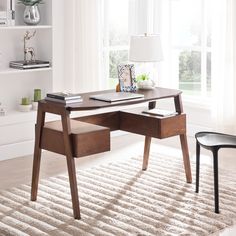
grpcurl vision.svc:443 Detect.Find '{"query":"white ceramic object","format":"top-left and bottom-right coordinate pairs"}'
top-left (18, 104), bottom-right (32, 112)
top-left (32, 101), bottom-right (38, 111)
top-left (137, 80), bottom-right (155, 90)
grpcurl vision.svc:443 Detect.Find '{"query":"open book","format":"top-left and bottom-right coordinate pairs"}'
top-left (142, 108), bottom-right (178, 117)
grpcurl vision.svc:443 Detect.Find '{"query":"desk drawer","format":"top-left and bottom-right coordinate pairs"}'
top-left (120, 110), bottom-right (186, 139)
top-left (40, 119), bottom-right (110, 157)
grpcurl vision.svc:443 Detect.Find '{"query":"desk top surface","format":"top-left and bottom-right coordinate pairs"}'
top-left (41, 87), bottom-right (182, 111)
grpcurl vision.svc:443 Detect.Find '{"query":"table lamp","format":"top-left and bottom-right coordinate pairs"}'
top-left (129, 34), bottom-right (163, 89)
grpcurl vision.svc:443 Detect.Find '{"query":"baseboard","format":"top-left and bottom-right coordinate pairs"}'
top-left (0, 140), bottom-right (34, 161)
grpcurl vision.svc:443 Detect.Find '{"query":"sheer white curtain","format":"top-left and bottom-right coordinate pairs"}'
top-left (64, 0), bottom-right (106, 93)
top-left (211, 0), bottom-right (236, 133)
top-left (128, 0), bottom-right (169, 87)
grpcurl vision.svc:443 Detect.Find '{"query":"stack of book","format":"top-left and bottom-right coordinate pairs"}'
top-left (45, 92), bottom-right (83, 104)
top-left (0, 0), bottom-right (15, 27)
top-left (9, 60), bottom-right (50, 70)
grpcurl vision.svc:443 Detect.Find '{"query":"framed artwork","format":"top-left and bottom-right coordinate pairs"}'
top-left (117, 64), bottom-right (136, 92)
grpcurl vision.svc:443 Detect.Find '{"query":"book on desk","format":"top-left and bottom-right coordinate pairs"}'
top-left (142, 108), bottom-right (178, 117)
top-left (45, 92), bottom-right (82, 104)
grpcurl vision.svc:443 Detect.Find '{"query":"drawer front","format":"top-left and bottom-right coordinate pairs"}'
top-left (120, 111), bottom-right (186, 139)
top-left (40, 126), bottom-right (110, 157)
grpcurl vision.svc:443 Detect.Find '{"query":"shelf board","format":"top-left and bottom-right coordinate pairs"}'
top-left (0, 110), bottom-right (59, 127)
top-left (0, 67), bottom-right (52, 75)
top-left (0, 25), bottom-right (52, 30)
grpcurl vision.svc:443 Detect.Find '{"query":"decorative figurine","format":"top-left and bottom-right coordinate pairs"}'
top-left (24, 30), bottom-right (36, 62)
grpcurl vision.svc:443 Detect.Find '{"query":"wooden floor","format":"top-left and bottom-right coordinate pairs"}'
top-left (0, 133), bottom-right (236, 236)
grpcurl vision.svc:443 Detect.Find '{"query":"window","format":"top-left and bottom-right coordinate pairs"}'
top-left (103, 0), bottom-right (212, 98)
top-left (170, 0), bottom-right (212, 97)
top-left (104, 0), bottom-right (129, 88)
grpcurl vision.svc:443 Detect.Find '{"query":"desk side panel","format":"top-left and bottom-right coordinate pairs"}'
top-left (119, 111), bottom-right (186, 139)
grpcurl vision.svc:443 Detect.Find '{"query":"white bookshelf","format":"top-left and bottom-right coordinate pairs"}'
top-left (0, 0), bottom-right (66, 159)
top-left (0, 0), bottom-right (53, 112)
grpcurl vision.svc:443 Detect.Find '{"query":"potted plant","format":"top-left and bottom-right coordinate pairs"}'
top-left (18, 0), bottom-right (44, 25)
top-left (19, 97), bottom-right (32, 112)
top-left (136, 74), bottom-right (155, 90)
top-left (32, 88), bottom-right (41, 110)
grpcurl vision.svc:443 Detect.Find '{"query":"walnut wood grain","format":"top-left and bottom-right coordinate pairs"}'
top-left (40, 87), bottom-right (182, 112)
top-left (31, 104), bottom-right (45, 201)
top-left (142, 136), bottom-right (152, 170)
top-left (61, 110), bottom-right (81, 219)
top-left (119, 110), bottom-right (186, 139)
top-left (174, 94), bottom-right (192, 183)
top-left (32, 87), bottom-right (191, 220)
top-left (74, 112), bottom-right (120, 131)
top-left (41, 120), bottom-right (110, 157)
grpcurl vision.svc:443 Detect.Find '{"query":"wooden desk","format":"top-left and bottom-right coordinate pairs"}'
top-left (31, 87), bottom-right (192, 219)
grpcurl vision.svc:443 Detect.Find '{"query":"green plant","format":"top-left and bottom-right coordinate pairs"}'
top-left (33, 89), bottom-right (41, 102)
top-left (136, 74), bottom-right (150, 82)
top-left (21, 97), bottom-right (30, 105)
top-left (18, 0), bottom-right (43, 6)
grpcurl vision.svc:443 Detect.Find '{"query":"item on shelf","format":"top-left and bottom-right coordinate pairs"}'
top-left (18, 0), bottom-right (43, 25)
top-left (0, 102), bottom-right (7, 116)
top-left (24, 30), bottom-right (36, 62)
top-left (46, 92), bottom-right (81, 101)
top-left (32, 88), bottom-right (41, 110)
top-left (0, 0), bottom-right (15, 26)
top-left (19, 97), bottom-right (32, 112)
top-left (9, 60), bottom-right (50, 69)
top-left (136, 74), bottom-right (155, 90)
top-left (142, 108), bottom-right (178, 117)
top-left (0, 11), bottom-right (7, 26)
top-left (45, 96), bottom-right (83, 104)
top-left (8, 0), bottom-right (15, 26)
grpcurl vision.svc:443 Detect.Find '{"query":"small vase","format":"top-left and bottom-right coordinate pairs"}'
top-left (23, 5), bottom-right (41, 25)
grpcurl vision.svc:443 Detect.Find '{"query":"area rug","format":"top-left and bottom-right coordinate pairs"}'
top-left (1, 152), bottom-right (236, 236)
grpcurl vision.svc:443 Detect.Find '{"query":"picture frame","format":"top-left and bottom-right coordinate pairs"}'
top-left (117, 64), bottom-right (136, 92)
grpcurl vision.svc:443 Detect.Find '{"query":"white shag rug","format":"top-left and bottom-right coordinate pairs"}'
top-left (0, 152), bottom-right (236, 236)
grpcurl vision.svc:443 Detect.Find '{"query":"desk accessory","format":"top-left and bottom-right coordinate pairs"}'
top-left (117, 64), bottom-right (136, 92)
top-left (90, 92), bottom-right (144, 102)
top-left (142, 108), bottom-right (178, 117)
top-left (46, 92), bottom-right (81, 101)
top-left (45, 92), bottom-right (82, 104)
top-left (45, 97), bottom-right (83, 104)
top-left (129, 34), bottom-right (163, 87)
top-left (136, 74), bottom-right (156, 90)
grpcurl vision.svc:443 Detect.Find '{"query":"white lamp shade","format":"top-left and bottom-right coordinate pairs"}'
top-left (129, 34), bottom-right (163, 62)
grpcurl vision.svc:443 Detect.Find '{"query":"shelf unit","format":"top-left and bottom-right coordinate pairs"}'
top-left (0, 0), bottom-right (67, 160)
top-left (0, 0), bottom-right (53, 112)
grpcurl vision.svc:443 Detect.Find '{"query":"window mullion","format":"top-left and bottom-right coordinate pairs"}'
top-left (200, 0), bottom-right (208, 97)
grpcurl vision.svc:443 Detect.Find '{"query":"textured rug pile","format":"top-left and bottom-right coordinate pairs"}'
top-left (1, 152), bottom-right (236, 236)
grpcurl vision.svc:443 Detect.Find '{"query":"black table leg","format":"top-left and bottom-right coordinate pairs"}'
top-left (196, 142), bottom-right (200, 193)
top-left (213, 149), bottom-right (219, 213)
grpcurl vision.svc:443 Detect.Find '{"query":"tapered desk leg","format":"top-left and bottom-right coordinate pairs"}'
top-left (61, 111), bottom-right (81, 219)
top-left (175, 94), bottom-right (192, 183)
top-left (142, 101), bottom-right (156, 171)
top-left (180, 134), bottom-right (192, 183)
top-left (31, 105), bottom-right (45, 201)
top-left (142, 136), bottom-right (152, 170)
